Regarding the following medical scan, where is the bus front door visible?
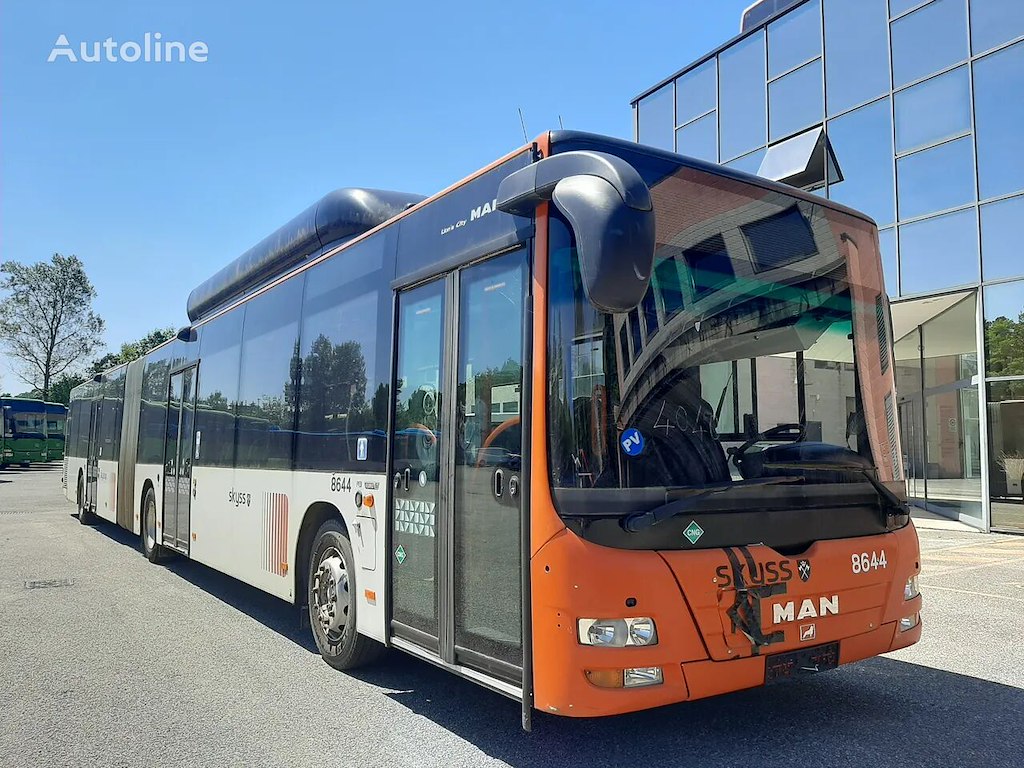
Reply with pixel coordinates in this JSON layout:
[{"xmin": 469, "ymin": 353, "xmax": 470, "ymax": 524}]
[
  {"xmin": 162, "ymin": 366, "xmax": 198, "ymax": 554},
  {"xmin": 390, "ymin": 248, "xmax": 528, "ymax": 685}
]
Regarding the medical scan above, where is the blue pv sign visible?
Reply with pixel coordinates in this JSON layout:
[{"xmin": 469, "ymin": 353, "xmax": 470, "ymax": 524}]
[{"xmin": 620, "ymin": 428, "xmax": 645, "ymax": 457}]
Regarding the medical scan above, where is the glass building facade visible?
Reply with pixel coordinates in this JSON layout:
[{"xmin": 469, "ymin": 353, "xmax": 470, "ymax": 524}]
[{"xmin": 633, "ymin": 0, "xmax": 1024, "ymax": 532}]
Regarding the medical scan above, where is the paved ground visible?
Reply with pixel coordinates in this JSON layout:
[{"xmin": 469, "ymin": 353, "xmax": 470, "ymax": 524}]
[{"xmin": 2, "ymin": 467, "xmax": 1023, "ymax": 767}]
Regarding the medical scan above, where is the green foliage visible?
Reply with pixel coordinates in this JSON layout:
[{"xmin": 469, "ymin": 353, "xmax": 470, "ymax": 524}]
[
  {"xmin": 985, "ymin": 310, "xmax": 1024, "ymax": 382},
  {"xmin": 89, "ymin": 326, "xmax": 177, "ymax": 376},
  {"xmin": 48, "ymin": 373, "xmax": 86, "ymax": 406},
  {"xmin": 0, "ymin": 254, "xmax": 104, "ymax": 399}
]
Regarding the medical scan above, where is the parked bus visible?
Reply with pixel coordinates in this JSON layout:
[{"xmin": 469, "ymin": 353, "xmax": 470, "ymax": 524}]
[
  {"xmin": 45, "ymin": 402, "xmax": 68, "ymax": 461},
  {"xmin": 1, "ymin": 397, "xmax": 48, "ymax": 467},
  {"xmin": 65, "ymin": 131, "xmax": 921, "ymax": 725}
]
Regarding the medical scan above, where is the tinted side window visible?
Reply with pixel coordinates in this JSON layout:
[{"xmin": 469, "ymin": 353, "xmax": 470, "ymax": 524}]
[
  {"xmin": 296, "ymin": 240, "xmax": 390, "ymax": 472},
  {"xmin": 195, "ymin": 311, "xmax": 243, "ymax": 467},
  {"xmin": 236, "ymin": 277, "xmax": 303, "ymax": 469},
  {"xmin": 139, "ymin": 348, "xmax": 172, "ymax": 464}
]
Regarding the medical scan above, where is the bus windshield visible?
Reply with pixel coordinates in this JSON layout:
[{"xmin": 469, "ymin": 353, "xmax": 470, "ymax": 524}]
[
  {"xmin": 13, "ymin": 411, "xmax": 46, "ymax": 438},
  {"xmin": 547, "ymin": 162, "xmax": 895, "ymax": 510}
]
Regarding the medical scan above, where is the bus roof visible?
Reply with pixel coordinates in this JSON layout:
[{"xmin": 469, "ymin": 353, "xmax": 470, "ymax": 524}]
[
  {"xmin": 0, "ymin": 397, "xmax": 46, "ymax": 411},
  {"xmin": 44, "ymin": 402, "xmax": 68, "ymax": 413}
]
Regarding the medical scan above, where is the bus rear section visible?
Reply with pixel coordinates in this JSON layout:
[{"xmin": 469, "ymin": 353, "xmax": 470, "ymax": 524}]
[
  {"xmin": 528, "ymin": 133, "xmax": 921, "ymax": 716},
  {"xmin": 1, "ymin": 397, "xmax": 48, "ymax": 467}
]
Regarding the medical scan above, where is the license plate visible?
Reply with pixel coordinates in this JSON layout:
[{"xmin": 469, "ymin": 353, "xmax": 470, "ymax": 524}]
[{"xmin": 765, "ymin": 642, "xmax": 839, "ymax": 684}]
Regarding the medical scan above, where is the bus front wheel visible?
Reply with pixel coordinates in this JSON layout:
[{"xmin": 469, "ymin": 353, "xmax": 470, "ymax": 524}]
[
  {"xmin": 77, "ymin": 475, "xmax": 94, "ymax": 525},
  {"xmin": 307, "ymin": 519, "xmax": 384, "ymax": 671}
]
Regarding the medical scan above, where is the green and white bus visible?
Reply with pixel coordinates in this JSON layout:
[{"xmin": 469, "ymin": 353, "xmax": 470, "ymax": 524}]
[{"xmin": 1, "ymin": 397, "xmax": 49, "ymax": 467}]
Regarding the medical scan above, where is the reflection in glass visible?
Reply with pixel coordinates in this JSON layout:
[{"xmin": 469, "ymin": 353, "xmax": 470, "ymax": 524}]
[
  {"xmin": 897, "ymin": 136, "xmax": 975, "ymax": 220},
  {"xmin": 769, "ymin": 60, "xmax": 823, "ymax": 142},
  {"xmin": 719, "ymin": 32, "xmax": 767, "ymax": 160},
  {"xmin": 676, "ymin": 113, "xmax": 718, "ymax": 163},
  {"xmin": 637, "ymin": 85, "xmax": 675, "ymax": 151},
  {"xmin": 922, "ymin": 295, "xmax": 982, "ymax": 521},
  {"xmin": 454, "ymin": 251, "xmax": 526, "ymax": 669},
  {"xmin": 981, "ymin": 196, "xmax": 1024, "ymax": 282},
  {"xmin": 825, "ymin": 0, "xmax": 890, "ymax": 115},
  {"xmin": 827, "ymin": 98, "xmax": 895, "ymax": 226},
  {"xmin": 984, "ymin": 280, "xmax": 1024, "ymax": 377},
  {"xmin": 890, "ymin": 0, "xmax": 926, "ymax": 16},
  {"xmin": 236, "ymin": 277, "xmax": 303, "ymax": 469},
  {"xmin": 676, "ymin": 59, "xmax": 716, "ymax": 125},
  {"xmin": 392, "ymin": 280, "xmax": 445, "ymax": 639},
  {"xmin": 725, "ymin": 148, "xmax": 767, "ymax": 175},
  {"xmin": 988, "ymin": 380, "xmax": 1024, "ymax": 531},
  {"xmin": 894, "ymin": 67, "xmax": 971, "ymax": 153},
  {"xmin": 879, "ymin": 228, "xmax": 898, "ymax": 296},
  {"xmin": 974, "ymin": 41, "xmax": 1024, "ymax": 200},
  {"xmin": 894, "ymin": 328, "xmax": 925, "ymax": 501},
  {"xmin": 971, "ymin": 0, "xmax": 1024, "ymax": 55},
  {"xmin": 899, "ymin": 209, "xmax": 978, "ymax": 294},
  {"xmin": 194, "ymin": 311, "xmax": 244, "ymax": 467},
  {"xmin": 769, "ymin": 0, "xmax": 821, "ymax": 77},
  {"xmin": 294, "ymin": 245, "xmax": 386, "ymax": 472},
  {"xmin": 891, "ymin": 0, "xmax": 968, "ymax": 88}
]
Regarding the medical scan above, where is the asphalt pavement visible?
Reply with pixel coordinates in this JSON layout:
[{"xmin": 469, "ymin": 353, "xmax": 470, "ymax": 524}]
[{"xmin": 2, "ymin": 466, "xmax": 1023, "ymax": 767}]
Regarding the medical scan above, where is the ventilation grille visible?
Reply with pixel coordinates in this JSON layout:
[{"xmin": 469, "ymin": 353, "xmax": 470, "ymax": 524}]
[
  {"xmin": 262, "ymin": 493, "xmax": 289, "ymax": 577},
  {"xmin": 884, "ymin": 393, "xmax": 901, "ymax": 480},
  {"xmin": 876, "ymin": 294, "xmax": 890, "ymax": 375}
]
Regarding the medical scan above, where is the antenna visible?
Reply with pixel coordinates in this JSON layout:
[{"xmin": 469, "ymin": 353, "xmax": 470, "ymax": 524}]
[
  {"xmin": 558, "ymin": 115, "xmax": 564, "ymax": 130},
  {"xmin": 517, "ymin": 108, "xmax": 529, "ymax": 143}
]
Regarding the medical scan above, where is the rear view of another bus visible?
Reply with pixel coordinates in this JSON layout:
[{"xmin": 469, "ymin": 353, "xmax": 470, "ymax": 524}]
[
  {"xmin": 44, "ymin": 402, "xmax": 68, "ymax": 461},
  {"xmin": 0, "ymin": 397, "xmax": 48, "ymax": 467}
]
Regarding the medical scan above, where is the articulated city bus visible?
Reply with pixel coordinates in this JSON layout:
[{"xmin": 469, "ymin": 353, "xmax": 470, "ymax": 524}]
[
  {"xmin": 1, "ymin": 397, "xmax": 48, "ymax": 467},
  {"xmin": 66, "ymin": 131, "xmax": 921, "ymax": 725},
  {"xmin": 45, "ymin": 402, "xmax": 68, "ymax": 461}
]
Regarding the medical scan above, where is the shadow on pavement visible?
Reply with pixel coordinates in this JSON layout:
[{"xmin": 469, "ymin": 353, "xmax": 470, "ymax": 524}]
[
  {"xmin": 89, "ymin": 519, "xmax": 317, "ymax": 653},
  {"xmin": 84, "ymin": 517, "xmax": 1024, "ymax": 767},
  {"xmin": 351, "ymin": 655, "xmax": 1024, "ymax": 767}
]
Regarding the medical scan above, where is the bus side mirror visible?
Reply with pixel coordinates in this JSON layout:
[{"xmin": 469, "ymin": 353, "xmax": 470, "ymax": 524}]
[{"xmin": 497, "ymin": 150, "xmax": 656, "ymax": 314}]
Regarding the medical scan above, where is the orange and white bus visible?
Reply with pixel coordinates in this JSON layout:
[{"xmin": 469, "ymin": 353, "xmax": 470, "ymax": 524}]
[{"xmin": 65, "ymin": 131, "xmax": 921, "ymax": 727}]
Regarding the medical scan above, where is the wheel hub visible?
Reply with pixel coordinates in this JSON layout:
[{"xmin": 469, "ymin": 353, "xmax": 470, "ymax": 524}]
[{"xmin": 314, "ymin": 553, "xmax": 349, "ymax": 637}]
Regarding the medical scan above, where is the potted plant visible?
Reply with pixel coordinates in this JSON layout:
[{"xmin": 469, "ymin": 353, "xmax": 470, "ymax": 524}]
[{"xmin": 998, "ymin": 453, "xmax": 1024, "ymax": 497}]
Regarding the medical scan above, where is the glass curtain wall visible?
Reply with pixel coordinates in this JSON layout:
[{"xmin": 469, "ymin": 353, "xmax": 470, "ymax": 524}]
[{"xmin": 634, "ymin": 0, "xmax": 1024, "ymax": 530}]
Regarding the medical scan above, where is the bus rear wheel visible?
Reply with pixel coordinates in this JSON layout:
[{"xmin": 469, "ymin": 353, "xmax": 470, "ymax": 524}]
[
  {"xmin": 307, "ymin": 519, "xmax": 384, "ymax": 671},
  {"xmin": 77, "ymin": 475, "xmax": 95, "ymax": 525},
  {"xmin": 141, "ymin": 487, "xmax": 166, "ymax": 563}
]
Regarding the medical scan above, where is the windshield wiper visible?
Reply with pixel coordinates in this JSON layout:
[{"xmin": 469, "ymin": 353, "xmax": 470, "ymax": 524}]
[{"xmin": 623, "ymin": 476, "xmax": 806, "ymax": 533}]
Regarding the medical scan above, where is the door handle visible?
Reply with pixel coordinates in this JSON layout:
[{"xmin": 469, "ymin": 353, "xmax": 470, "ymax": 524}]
[
  {"xmin": 493, "ymin": 468, "xmax": 504, "ymax": 498},
  {"xmin": 403, "ymin": 467, "xmax": 411, "ymax": 492}
]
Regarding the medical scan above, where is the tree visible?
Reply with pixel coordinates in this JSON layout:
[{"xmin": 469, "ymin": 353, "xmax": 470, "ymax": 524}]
[
  {"xmin": 89, "ymin": 326, "xmax": 177, "ymax": 376},
  {"xmin": 0, "ymin": 254, "xmax": 104, "ymax": 400},
  {"xmin": 48, "ymin": 373, "xmax": 86, "ymax": 405}
]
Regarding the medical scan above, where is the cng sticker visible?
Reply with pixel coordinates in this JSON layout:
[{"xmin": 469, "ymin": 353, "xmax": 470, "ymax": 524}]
[
  {"xmin": 395, "ymin": 544, "xmax": 407, "ymax": 564},
  {"xmin": 683, "ymin": 520, "xmax": 704, "ymax": 545}
]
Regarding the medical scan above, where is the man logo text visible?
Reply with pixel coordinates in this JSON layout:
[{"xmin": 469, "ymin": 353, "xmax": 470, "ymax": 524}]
[{"xmin": 772, "ymin": 595, "xmax": 840, "ymax": 624}]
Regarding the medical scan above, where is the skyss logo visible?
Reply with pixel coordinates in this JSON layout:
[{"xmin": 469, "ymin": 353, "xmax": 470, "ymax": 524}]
[{"xmin": 716, "ymin": 559, "xmax": 794, "ymax": 588}]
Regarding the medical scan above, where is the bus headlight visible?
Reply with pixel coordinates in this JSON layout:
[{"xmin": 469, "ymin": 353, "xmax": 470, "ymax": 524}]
[
  {"xmin": 904, "ymin": 575, "xmax": 920, "ymax": 601},
  {"xmin": 578, "ymin": 617, "xmax": 658, "ymax": 647},
  {"xmin": 899, "ymin": 613, "xmax": 919, "ymax": 632}
]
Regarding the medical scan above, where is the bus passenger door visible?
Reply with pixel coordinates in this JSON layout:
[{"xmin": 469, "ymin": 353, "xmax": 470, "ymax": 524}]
[
  {"xmin": 449, "ymin": 250, "xmax": 527, "ymax": 682},
  {"xmin": 389, "ymin": 248, "xmax": 528, "ymax": 684},
  {"xmin": 85, "ymin": 400, "xmax": 100, "ymax": 514},
  {"xmin": 390, "ymin": 278, "xmax": 447, "ymax": 651},
  {"xmin": 162, "ymin": 366, "xmax": 198, "ymax": 554}
]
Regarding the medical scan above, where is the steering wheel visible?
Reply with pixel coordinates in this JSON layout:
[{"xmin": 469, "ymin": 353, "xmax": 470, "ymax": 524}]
[{"xmin": 729, "ymin": 422, "xmax": 807, "ymax": 470}]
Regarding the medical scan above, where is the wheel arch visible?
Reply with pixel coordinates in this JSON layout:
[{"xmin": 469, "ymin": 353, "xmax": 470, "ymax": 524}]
[{"xmin": 295, "ymin": 501, "xmax": 348, "ymax": 605}]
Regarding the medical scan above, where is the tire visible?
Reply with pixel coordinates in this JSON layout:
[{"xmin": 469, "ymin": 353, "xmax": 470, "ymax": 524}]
[
  {"xmin": 77, "ymin": 474, "xmax": 95, "ymax": 525},
  {"xmin": 307, "ymin": 519, "xmax": 384, "ymax": 670},
  {"xmin": 140, "ymin": 487, "xmax": 166, "ymax": 563}
]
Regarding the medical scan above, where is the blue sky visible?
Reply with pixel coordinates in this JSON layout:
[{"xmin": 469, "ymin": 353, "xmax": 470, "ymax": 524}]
[{"xmin": 0, "ymin": 0, "xmax": 749, "ymax": 386}]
